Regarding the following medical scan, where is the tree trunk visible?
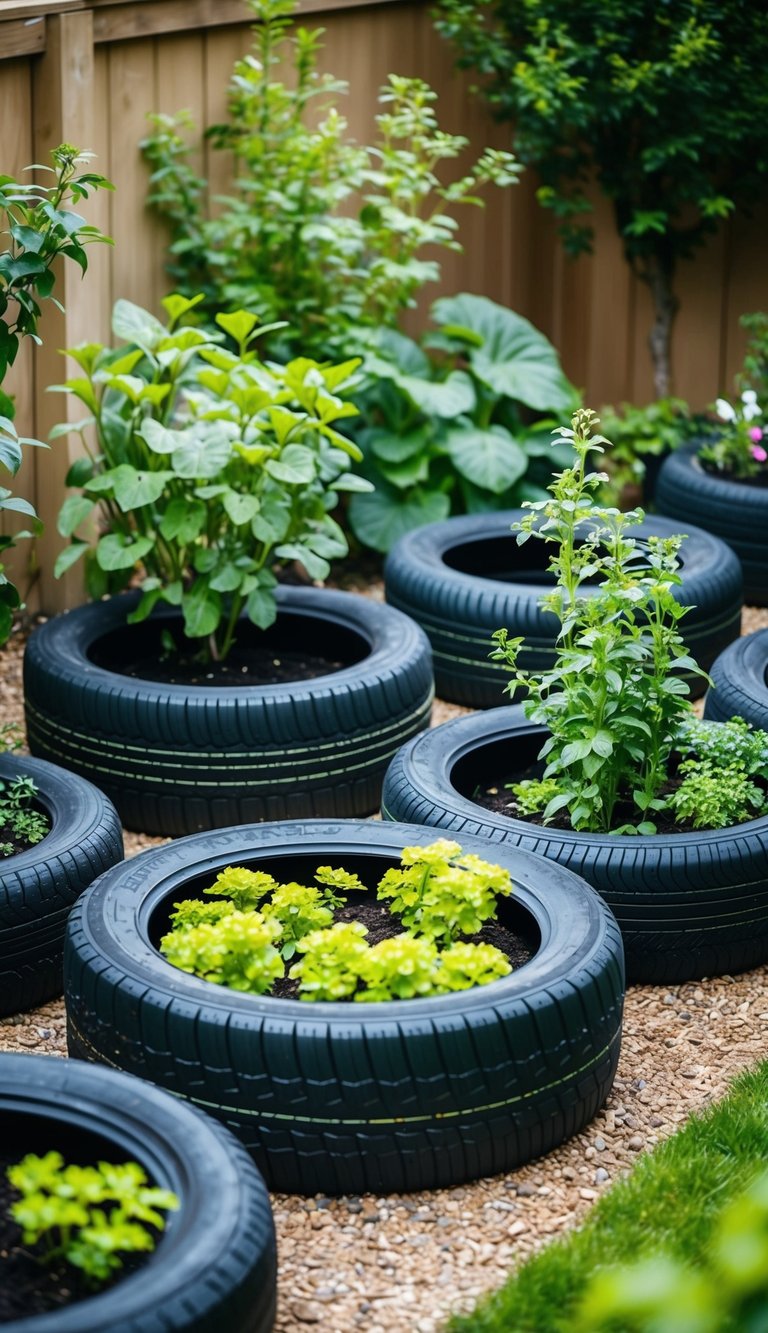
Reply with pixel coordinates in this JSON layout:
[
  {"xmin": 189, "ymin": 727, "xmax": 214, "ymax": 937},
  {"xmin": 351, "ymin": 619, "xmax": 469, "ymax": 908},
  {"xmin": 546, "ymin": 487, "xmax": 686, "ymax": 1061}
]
[{"xmin": 637, "ymin": 249, "xmax": 679, "ymax": 399}]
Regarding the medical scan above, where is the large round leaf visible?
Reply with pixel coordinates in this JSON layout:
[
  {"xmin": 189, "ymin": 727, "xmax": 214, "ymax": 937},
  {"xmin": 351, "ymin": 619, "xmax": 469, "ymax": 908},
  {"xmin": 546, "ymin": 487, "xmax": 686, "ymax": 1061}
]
[
  {"xmin": 394, "ymin": 370, "xmax": 476, "ymax": 419},
  {"xmin": 442, "ymin": 426, "xmax": 528, "ymax": 494},
  {"xmin": 432, "ymin": 293, "xmax": 575, "ymax": 412},
  {"xmin": 349, "ymin": 485, "xmax": 450, "ymax": 553}
]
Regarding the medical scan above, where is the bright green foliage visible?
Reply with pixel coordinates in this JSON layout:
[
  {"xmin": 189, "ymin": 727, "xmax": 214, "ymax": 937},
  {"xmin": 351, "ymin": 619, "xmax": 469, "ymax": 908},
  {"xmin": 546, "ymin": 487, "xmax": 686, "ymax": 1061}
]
[
  {"xmin": 0, "ymin": 774, "xmax": 49, "ymax": 856},
  {"xmin": 356, "ymin": 934, "xmax": 439, "ymax": 1002},
  {"xmin": 699, "ymin": 389, "xmax": 765, "ymax": 480},
  {"xmin": 508, "ymin": 777, "xmax": 561, "ymax": 818},
  {"xmin": 435, "ymin": 941, "xmax": 511, "ymax": 993},
  {"xmin": 451, "ymin": 1062, "xmax": 768, "ymax": 1333},
  {"xmin": 0, "ymin": 145, "xmax": 111, "ymax": 643},
  {"xmin": 348, "ymin": 293, "xmax": 578, "ymax": 550},
  {"xmin": 142, "ymin": 0, "xmax": 518, "ymax": 358},
  {"xmin": 491, "ymin": 408, "xmax": 706, "ymax": 834},
  {"xmin": 434, "ymin": 0, "xmax": 768, "ymax": 396},
  {"xmin": 7, "ymin": 1151, "xmax": 178, "ymax": 1285},
  {"xmin": 159, "ymin": 909, "xmax": 284, "ymax": 994},
  {"xmin": 52, "ymin": 296, "xmax": 367, "ymax": 661},
  {"xmin": 204, "ymin": 866, "xmax": 280, "ymax": 909},
  {"xmin": 161, "ymin": 842, "xmax": 516, "ymax": 1000},
  {"xmin": 678, "ymin": 716, "xmax": 768, "ymax": 777},
  {"xmin": 289, "ymin": 921, "xmax": 370, "ymax": 1001},
  {"xmin": 261, "ymin": 884, "xmax": 335, "ymax": 959},
  {"xmin": 671, "ymin": 760, "xmax": 764, "ymax": 831},
  {"xmin": 377, "ymin": 839, "xmax": 512, "ymax": 944}
]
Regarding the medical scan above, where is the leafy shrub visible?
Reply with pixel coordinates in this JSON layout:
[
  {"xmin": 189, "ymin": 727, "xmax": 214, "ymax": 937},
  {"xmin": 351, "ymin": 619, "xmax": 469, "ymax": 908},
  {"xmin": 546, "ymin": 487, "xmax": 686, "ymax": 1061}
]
[
  {"xmin": 492, "ymin": 408, "xmax": 768, "ymax": 834},
  {"xmin": 596, "ymin": 398, "xmax": 702, "ymax": 505},
  {"xmin": 347, "ymin": 293, "xmax": 578, "ymax": 550},
  {"xmin": 0, "ymin": 145, "xmax": 110, "ymax": 642},
  {"xmin": 161, "ymin": 841, "xmax": 515, "ymax": 1000},
  {"xmin": 7, "ymin": 1151, "xmax": 178, "ymax": 1284},
  {"xmin": 142, "ymin": 0, "xmax": 518, "ymax": 358},
  {"xmin": 0, "ymin": 773, "xmax": 49, "ymax": 857},
  {"xmin": 740, "ymin": 312, "xmax": 768, "ymax": 412},
  {"xmin": 699, "ymin": 389, "xmax": 765, "ymax": 479},
  {"xmin": 52, "ymin": 297, "xmax": 368, "ymax": 661},
  {"xmin": 376, "ymin": 838, "xmax": 512, "ymax": 944}
]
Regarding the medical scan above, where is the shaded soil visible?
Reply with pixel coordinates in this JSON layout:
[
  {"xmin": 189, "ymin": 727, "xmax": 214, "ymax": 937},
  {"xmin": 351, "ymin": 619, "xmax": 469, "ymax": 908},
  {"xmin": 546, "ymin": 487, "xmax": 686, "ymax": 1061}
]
[
  {"xmin": 700, "ymin": 461, "xmax": 768, "ymax": 488},
  {"xmin": 0, "ymin": 818, "xmax": 48, "ymax": 860},
  {"xmin": 270, "ymin": 899, "xmax": 533, "ymax": 1001},
  {"xmin": 114, "ymin": 645, "xmax": 345, "ymax": 688},
  {"xmin": 474, "ymin": 760, "xmax": 768, "ymax": 835},
  {"xmin": 0, "ymin": 1157, "xmax": 148, "ymax": 1323}
]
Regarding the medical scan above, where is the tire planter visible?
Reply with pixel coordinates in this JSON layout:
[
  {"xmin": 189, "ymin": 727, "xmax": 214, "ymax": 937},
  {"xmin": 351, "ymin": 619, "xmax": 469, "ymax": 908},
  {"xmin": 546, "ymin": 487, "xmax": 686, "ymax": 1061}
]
[
  {"xmin": 656, "ymin": 442, "xmax": 768, "ymax": 605},
  {"xmin": 64, "ymin": 819, "xmax": 624, "ymax": 1197},
  {"xmin": 24, "ymin": 587, "xmax": 433, "ymax": 836},
  {"xmin": 0, "ymin": 753, "xmax": 123, "ymax": 1018},
  {"xmin": 382, "ymin": 707, "xmax": 768, "ymax": 985},
  {"xmin": 703, "ymin": 630, "xmax": 768, "ymax": 729},
  {"xmin": 0, "ymin": 1053, "xmax": 276, "ymax": 1332},
  {"xmin": 384, "ymin": 511, "xmax": 743, "ymax": 707}
]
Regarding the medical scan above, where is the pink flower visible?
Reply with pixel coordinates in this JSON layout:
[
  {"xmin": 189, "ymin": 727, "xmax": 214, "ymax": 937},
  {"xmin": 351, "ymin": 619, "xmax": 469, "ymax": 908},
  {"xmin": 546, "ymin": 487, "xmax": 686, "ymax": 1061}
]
[
  {"xmin": 751, "ymin": 444, "xmax": 767, "ymax": 463},
  {"xmin": 749, "ymin": 426, "xmax": 764, "ymax": 443}
]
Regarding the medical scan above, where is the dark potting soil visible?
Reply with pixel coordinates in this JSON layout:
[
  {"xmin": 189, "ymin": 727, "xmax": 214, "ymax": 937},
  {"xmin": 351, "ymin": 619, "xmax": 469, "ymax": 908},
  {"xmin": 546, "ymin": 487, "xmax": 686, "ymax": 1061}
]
[
  {"xmin": 270, "ymin": 899, "xmax": 533, "ymax": 1000},
  {"xmin": 474, "ymin": 761, "xmax": 768, "ymax": 836},
  {"xmin": 119, "ymin": 645, "xmax": 344, "ymax": 688},
  {"xmin": 0, "ymin": 1157, "xmax": 150, "ymax": 1323},
  {"xmin": 700, "ymin": 460, "xmax": 768, "ymax": 488},
  {"xmin": 0, "ymin": 817, "xmax": 49, "ymax": 860}
]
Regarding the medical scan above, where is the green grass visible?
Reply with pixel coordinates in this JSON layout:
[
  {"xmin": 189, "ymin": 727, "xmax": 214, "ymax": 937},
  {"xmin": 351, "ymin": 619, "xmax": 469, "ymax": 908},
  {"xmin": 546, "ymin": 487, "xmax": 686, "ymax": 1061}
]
[{"xmin": 451, "ymin": 1062, "xmax": 768, "ymax": 1332}]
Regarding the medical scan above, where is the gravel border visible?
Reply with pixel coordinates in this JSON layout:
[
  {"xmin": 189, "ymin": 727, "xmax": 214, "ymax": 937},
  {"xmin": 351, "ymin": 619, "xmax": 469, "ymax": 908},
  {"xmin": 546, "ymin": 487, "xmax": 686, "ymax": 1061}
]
[{"xmin": 2, "ymin": 602, "xmax": 767, "ymax": 1332}]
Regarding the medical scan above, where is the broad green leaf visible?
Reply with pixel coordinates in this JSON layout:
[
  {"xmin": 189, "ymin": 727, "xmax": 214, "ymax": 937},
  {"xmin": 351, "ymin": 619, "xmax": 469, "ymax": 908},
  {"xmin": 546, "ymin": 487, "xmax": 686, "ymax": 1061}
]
[
  {"xmin": 266, "ymin": 444, "xmax": 316, "ymax": 485},
  {"xmin": 111, "ymin": 299, "xmax": 165, "ymax": 351},
  {"xmin": 182, "ymin": 581, "xmax": 221, "ymax": 639},
  {"xmin": 140, "ymin": 418, "xmax": 180, "ymax": 455},
  {"xmin": 172, "ymin": 430, "xmax": 233, "ymax": 479},
  {"xmin": 111, "ymin": 465, "xmax": 172, "ymax": 511},
  {"xmin": 57, "ymin": 495, "xmax": 95, "ymax": 537},
  {"xmin": 159, "ymin": 498, "xmax": 206, "ymax": 543},
  {"xmin": 215, "ymin": 309, "xmax": 260, "ymax": 345},
  {"xmin": 276, "ymin": 542, "xmax": 330, "ymax": 581},
  {"xmin": 223, "ymin": 491, "xmax": 261, "ymax": 526},
  {"xmin": 330, "ymin": 473, "xmax": 375, "ymax": 493},
  {"xmin": 54, "ymin": 540, "xmax": 88, "ymax": 578},
  {"xmin": 442, "ymin": 426, "xmax": 527, "ymax": 493},
  {"xmin": 247, "ymin": 586, "xmax": 277, "ymax": 630},
  {"xmin": 209, "ymin": 564, "xmax": 244, "ymax": 593},
  {"xmin": 96, "ymin": 533, "xmax": 153, "ymax": 571},
  {"xmin": 432, "ymin": 293, "xmax": 575, "ymax": 411},
  {"xmin": 395, "ymin": 370, "xmax": 476, "ymax": 419},
  {"xmin": 368, "ymin": 426, "xmax": 431, "ymax": 465},
  {"xmin": 379, "ymin": 453, "xmax": 431, "ymax": 490},
  {"xmin": 348, "ymin": 486, "xmax": 451, "ymax": 554}
]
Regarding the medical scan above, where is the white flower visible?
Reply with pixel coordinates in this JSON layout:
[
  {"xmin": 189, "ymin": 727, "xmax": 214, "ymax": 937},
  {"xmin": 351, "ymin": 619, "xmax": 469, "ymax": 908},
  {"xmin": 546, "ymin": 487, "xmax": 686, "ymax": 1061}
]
[
  {"xmin": 741, "ymin": 389, "xmax": 762, "ymax": 421},
  {"xmin": 715, "ymin": 397, "xmax": 737, "ymax": 423}
]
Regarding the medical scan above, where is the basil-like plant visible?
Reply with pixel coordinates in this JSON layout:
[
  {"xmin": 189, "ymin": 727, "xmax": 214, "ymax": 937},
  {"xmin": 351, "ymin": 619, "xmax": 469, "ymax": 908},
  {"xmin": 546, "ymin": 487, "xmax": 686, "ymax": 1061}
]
[
  {"xmin": 142, "ymin": 0, "xmax": 518, "ymax": 357},
  {"xmin": 347, "ymin": 293, "xmax": 579, "ymax": 551},
  {"xmin": 493, "ymin": 408, "xmax": 768, "ymax": 835},
  {"xmin": 0, "ymin": 773, "xmax": 49, "ymax": 858},
  {"xmin": 52, "ymin": 295, "xmax": 370, "ymax": 661},
  {"xmin": 7, "ymin": 1151, "xmax": 178, "ymax": 1284},
  {"xmin": 0, "ymin": 144, "xmax": 111, "ymax": 642}
]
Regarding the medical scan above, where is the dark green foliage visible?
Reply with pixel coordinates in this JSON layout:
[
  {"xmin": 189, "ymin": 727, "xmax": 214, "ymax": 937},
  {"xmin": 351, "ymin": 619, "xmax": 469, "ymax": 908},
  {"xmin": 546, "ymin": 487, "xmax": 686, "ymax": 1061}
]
[{"xmin": 433, "ymin": 0, "xmax": 768, "ymax": 395}]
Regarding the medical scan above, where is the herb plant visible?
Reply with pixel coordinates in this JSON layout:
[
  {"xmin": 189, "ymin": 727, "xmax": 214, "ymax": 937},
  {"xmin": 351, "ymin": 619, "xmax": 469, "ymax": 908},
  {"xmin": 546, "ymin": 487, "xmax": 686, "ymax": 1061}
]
[
  {"xmin": 0, "ymin": 145, "xmax": 111, "ymax": 642},
  {"xmin": 0, "ymin": 774, "xmax": 49, "ymax": 857},
  {"xmin": 7, "ymin": 1151, "xmax": 178, "ymax": 1284},
  {"xmin": 142, "ymin": 0, "xmax": 518, "ymax": 359},
  {"xmin": 492, "ymin": 408, "xmax": 768, "ymax": 835},
  {"xmin": 160, "ymin": 841, "xmax": 514, "ymax": 1001},
  {"xmin": 52, "ymin": 296, "xmax": 368, "ymax": 662},
  {"xmin": 348, "ymin": 293, "xmax": 578, "ymax": 550},
  {"xmin": 699, "ymin": 389, "xmax": 766, "ymax": 479}
]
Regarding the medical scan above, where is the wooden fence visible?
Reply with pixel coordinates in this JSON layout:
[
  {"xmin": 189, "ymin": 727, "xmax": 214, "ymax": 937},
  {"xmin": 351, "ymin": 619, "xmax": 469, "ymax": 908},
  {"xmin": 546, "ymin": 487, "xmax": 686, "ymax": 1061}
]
[{"xmin": 2, "ymin": 0, "xmax": 767, "ymax": 611}]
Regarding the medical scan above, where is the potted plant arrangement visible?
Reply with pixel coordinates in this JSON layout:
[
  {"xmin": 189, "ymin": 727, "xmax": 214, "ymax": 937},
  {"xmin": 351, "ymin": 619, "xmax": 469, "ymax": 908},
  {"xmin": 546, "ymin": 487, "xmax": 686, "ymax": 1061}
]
[
  {"xmin": 384, "ymin": 508, "xmax": 741, "ymax": 708},
  {"xmin": 0, "ymin": 1053, "xmax": 275, "ymax": 1331},
  {"xmin": 657, "ymin": 376, "xmax": 768, "ymax": 603},
  {"xmin": 0, "ymin": 146, "xmax": 123, "ymax": 1018},
  {"xmin": 63, "ymin": 819, "xmax": 624, "ymax": 1195},
  {"xmin": 23, "ymin": 297, "xmax": 433, "ymax": 836},
  {"xmin": 383, "ymin": 409, "xmax": 768, "ymax": 984}
]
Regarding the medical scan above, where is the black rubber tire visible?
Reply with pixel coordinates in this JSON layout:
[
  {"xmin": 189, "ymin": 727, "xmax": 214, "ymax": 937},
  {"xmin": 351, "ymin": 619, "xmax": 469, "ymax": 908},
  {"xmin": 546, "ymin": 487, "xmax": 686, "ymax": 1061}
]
[
  {"xmin": 381, "ymin": 707, "xmax": 768, "ymax": 985},
  {"xmin": 64, "ymin": 819, "xmax": 624, "ymax": 1197},
  {"xmin": 384, "ymin": 511, "xmax": 743, "ymax": 707},
  {"xmin": 0, "ymin": 1054, "xmax": 275, "ymax": 1333},
  {"xmin": 24, "ymin": 587, "xmax": 433, "ymax": 837},
  {"xmin": 656, "ymin": 442, "xmax": 768, "ymax": 606},
  {"xmin": 0, "ymin": 754, "xmax": 123, "ymax": 1018},
  {"xmin": 704, "ymin": 630, "xmax": 768, "ymax": 728}
]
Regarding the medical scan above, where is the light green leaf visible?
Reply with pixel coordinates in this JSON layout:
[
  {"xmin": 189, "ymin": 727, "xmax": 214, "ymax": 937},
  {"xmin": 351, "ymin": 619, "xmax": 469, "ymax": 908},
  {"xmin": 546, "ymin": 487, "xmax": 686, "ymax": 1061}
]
[
  {"xmin": 442, "ymin": 426, "xmax": 527, "ymax": 493},
  {"xmin": 96, "ymin": 533, "xmax": 153, "ymax": 571},
  {"xmin": 111, "ymin": 465, "xmax": 172, "ymax": 511},
  {"xmin": 159, "ymin": 498, "xmax": 206, "ymax": 544},
  {"xmin": 395, "ymin": 370, "xmax": 476, "ymax": 419},
  {"xmin": 111, "ymin": 299, "xmax": 165, "ymax": 351},
  {"xmin": 54, "ymin": 541, "xmax": 88, "ymax": 578},
  {"xmin": 182, "ymin": 581, "xmax": 221, "ymax": 639},
  {"xmin": 57, "ymin": 495, "xmax": 95, "ymax": 537},
  {"xmin": 223, "ymin": 491, "xmax": 260, "ymax": 526},
  {"xmin": 172, "ymin": 430, "xmax": 233, "ymax": 479},
  {"xmin": 247, "ymin": 586, "xmax": 277, "ymax": 629},
  {"xmin": 139, "ymin": 418, "xmax": 179, "ymax": 455},
  {"xmin": 266, "ymin": 444, "xmax": 316, "ymax": 485},
  {"xmin": 348, "ymin": 486, "xmax": 451, "ymax": 554}
]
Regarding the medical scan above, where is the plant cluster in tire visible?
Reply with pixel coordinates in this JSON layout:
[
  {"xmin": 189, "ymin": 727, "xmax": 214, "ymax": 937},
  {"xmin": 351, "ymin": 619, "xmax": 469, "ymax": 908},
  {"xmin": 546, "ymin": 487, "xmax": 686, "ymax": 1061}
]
[
  {"xmin": 491, "ymin": 407, "xmax": 768, "ymax": 835},
  {"xmin": 6, "ymin": 1152, "xmax": 178, "ymax": 1284},
  {"xmin": 160, "ymin": 839, "xmax": 516, "ymax": 1000},
  {"xmin": 53, "ymin": 296, "xmax": 372, "ymax": 662}
]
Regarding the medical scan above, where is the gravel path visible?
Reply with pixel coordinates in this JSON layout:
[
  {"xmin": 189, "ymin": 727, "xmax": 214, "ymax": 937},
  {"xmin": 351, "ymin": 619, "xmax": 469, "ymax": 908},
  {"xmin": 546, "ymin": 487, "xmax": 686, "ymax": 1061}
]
[{"xmin": 2, "ymin": 602, "xmax": 768, "ymax": 1332}]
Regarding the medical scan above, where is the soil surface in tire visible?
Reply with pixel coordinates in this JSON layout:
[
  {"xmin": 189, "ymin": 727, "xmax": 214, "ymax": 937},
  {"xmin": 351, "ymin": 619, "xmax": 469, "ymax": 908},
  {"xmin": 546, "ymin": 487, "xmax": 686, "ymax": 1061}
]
[{"xmin": 102, "ymin": 646, "xmax": 346, "ymax": 688}]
